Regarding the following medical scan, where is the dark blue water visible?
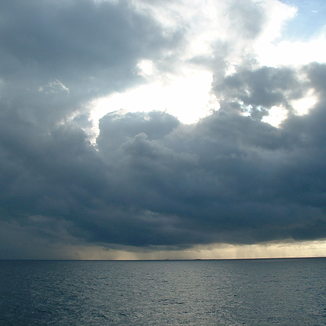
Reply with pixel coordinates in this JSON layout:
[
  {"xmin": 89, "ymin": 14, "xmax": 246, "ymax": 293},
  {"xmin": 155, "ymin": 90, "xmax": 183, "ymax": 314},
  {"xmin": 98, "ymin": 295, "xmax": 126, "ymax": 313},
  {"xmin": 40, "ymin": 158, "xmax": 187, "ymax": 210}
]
[{"xmin": 0, "ymin": 259, "xmax": 326, "ymax": 325}]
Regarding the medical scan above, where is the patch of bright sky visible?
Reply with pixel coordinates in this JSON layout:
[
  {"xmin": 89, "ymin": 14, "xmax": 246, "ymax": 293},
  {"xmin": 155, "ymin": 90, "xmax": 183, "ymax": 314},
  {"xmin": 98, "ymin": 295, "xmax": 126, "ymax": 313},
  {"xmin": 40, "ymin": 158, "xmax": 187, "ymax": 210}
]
[
  {"xmin": 257, "ymin": 1, "xmax": 326, "ymax": 67},
  {"xmin": 291, "ymin": 88, "xmax": 318, "ymax": 115},
  {"xmin": 90, "ymin": 0, "xmax": 223, "ymax": 127},
  {"xmin": 90, "ymin": 0, "xmax": 325, "ymax": 131},
  {"xmin": 281, "ymin": 0, "xmax": 326, "ymax": 40},
  {"xmin": 262, "ymin": 105, "xmax": 288, "ymax": 127},
  {"xmin": 90, "ymin": 63, "xmax": 218, "ymax": 126}
]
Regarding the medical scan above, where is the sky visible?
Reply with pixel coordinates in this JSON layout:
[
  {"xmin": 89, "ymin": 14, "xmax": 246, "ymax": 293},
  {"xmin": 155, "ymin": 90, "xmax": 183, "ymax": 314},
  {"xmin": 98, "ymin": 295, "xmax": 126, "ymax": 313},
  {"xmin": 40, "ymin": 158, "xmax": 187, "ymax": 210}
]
[{"xmin": 0, "ymin": 0, "xmax": 326, "ymax": 260}]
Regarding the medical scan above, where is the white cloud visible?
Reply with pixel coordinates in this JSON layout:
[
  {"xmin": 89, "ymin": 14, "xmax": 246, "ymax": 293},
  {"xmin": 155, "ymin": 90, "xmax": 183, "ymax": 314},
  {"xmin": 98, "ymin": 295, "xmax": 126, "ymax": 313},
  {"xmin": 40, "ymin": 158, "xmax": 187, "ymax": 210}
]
[
  {"xmin": 256, "ymin": 31, "xmax": 326, "ymax": 67},
  {"xmin": 38, "ymin": 79, "xmax": 70, "ymax": 94},
  {"xmin": 91, "ymin": 65, "xmax": 217, "ymax": 125},
  {"xmin": 262, "ymin": 105, "xmax": 288, "ymax": 127},
  {"xmin": 291, "ymin": 89, "xmax": 318, "ymax": 115},
  {"xmin": 88, "ymin": 0, "xmax": 325, "ymax": 135}
]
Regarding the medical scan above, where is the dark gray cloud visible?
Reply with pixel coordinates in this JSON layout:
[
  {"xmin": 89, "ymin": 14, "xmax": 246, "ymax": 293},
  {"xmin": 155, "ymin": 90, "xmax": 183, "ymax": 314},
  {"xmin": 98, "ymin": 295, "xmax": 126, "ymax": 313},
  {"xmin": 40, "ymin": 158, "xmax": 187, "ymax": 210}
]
[
  {"xmin": 3, "ymin": 63, "xmax": 326, "ymax": 253},
  {"xmin": 0, "ymin": 0, "xmax": 326, "ymax": 257},
  {"xmin": 92, "ymin": 65, "xmax": 326, "ymax": 246},
  {"xmin": 0, "ymin": 0, "xmax": 179, "ymax": 126},
  {"xmin": 215, "ymin": 65, "xmax": 306, "ymax": 120}
]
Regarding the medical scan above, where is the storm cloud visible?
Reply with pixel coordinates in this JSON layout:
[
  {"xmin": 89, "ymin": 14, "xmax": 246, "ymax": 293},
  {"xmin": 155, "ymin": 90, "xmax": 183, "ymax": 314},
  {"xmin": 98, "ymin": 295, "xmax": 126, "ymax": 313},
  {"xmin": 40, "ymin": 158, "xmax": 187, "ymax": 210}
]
[
  {"xmin": 0, "ymin": 0, "xmax": 326, "ymax": 258},
  {"xmin": 94, "ymin": 64, "xmax": 326, "ymax": 246}
]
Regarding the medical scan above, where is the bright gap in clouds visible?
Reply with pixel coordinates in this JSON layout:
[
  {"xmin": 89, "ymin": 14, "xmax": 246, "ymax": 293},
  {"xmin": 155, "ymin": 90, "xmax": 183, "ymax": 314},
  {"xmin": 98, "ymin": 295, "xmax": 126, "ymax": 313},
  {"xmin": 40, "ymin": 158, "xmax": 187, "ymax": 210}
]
[
  {"xmin": 262, "ymin": 88, "xmax": 319, "ymax": 127},
  {"xmin": 90, "ymin": 63, "xmax": 218, "ymax": 126},
  {"xmin": 291, "ymin": 89, "xmax": 318, "ymax": 115},
  {"xmin": 88, "ymin": 0, "xmax": 326, "ymax": 135},
  {"xmin": 281, "ymin": 0, "xmax": 326, "ymax": 40},
  {"xmin": 89, "ymin": 0, "xmax": 224, "ymax": 129},
  {"xmin": 262, "ymin": 105, "xmax": 288, "ymax": 127}
]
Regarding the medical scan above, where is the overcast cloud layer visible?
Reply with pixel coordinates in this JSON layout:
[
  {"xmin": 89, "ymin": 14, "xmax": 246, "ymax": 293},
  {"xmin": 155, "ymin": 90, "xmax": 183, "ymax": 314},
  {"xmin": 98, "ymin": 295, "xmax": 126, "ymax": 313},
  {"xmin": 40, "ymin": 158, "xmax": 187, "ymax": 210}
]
[{"xmin": 0, "ymin": 0, "xmax": 326, "ymax": 258}]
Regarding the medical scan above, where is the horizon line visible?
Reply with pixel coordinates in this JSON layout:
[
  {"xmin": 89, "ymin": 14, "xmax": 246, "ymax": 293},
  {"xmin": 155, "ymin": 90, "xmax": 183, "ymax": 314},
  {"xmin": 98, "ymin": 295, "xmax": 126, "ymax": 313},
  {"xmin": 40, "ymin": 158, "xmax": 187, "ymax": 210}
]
[{"xmin": 1, "ymin": 256, "xmax": 326, "ymax": 262}]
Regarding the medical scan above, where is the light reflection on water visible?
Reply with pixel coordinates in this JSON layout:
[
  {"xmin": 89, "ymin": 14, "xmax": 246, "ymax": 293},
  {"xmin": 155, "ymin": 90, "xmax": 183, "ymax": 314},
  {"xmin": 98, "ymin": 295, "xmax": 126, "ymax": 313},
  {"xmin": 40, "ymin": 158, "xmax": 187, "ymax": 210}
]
[{"xmin": 0, "ymin": 259, "xmax": 326, "ymax": 325}]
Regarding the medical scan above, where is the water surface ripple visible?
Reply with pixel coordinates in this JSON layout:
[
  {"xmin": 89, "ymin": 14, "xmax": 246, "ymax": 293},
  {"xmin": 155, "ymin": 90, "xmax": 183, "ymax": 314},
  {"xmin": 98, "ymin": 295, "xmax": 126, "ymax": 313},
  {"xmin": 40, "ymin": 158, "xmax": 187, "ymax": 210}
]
[{"xmin": 0, "ymin": 258, "xmax": 326, "ymax": 325}]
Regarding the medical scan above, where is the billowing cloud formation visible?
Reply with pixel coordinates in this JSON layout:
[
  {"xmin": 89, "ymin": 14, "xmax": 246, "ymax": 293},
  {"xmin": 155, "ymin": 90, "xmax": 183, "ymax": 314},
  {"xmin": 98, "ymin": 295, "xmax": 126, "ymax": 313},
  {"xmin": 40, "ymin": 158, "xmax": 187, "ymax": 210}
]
[
  {"xmin": 0, "ymin": 0, "xmax": 326, "ymax": 258},
  {"xmin": 95, "ymin": 64, "xmax": 326, "ymax": 247}
]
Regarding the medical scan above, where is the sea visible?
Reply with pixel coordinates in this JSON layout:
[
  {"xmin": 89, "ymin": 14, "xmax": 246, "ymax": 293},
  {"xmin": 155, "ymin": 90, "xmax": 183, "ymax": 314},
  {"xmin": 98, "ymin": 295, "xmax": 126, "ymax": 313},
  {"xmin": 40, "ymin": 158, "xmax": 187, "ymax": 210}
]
[{"xmin": 0, "ymin": 258, "xmax": 326, "ymax": 326}]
